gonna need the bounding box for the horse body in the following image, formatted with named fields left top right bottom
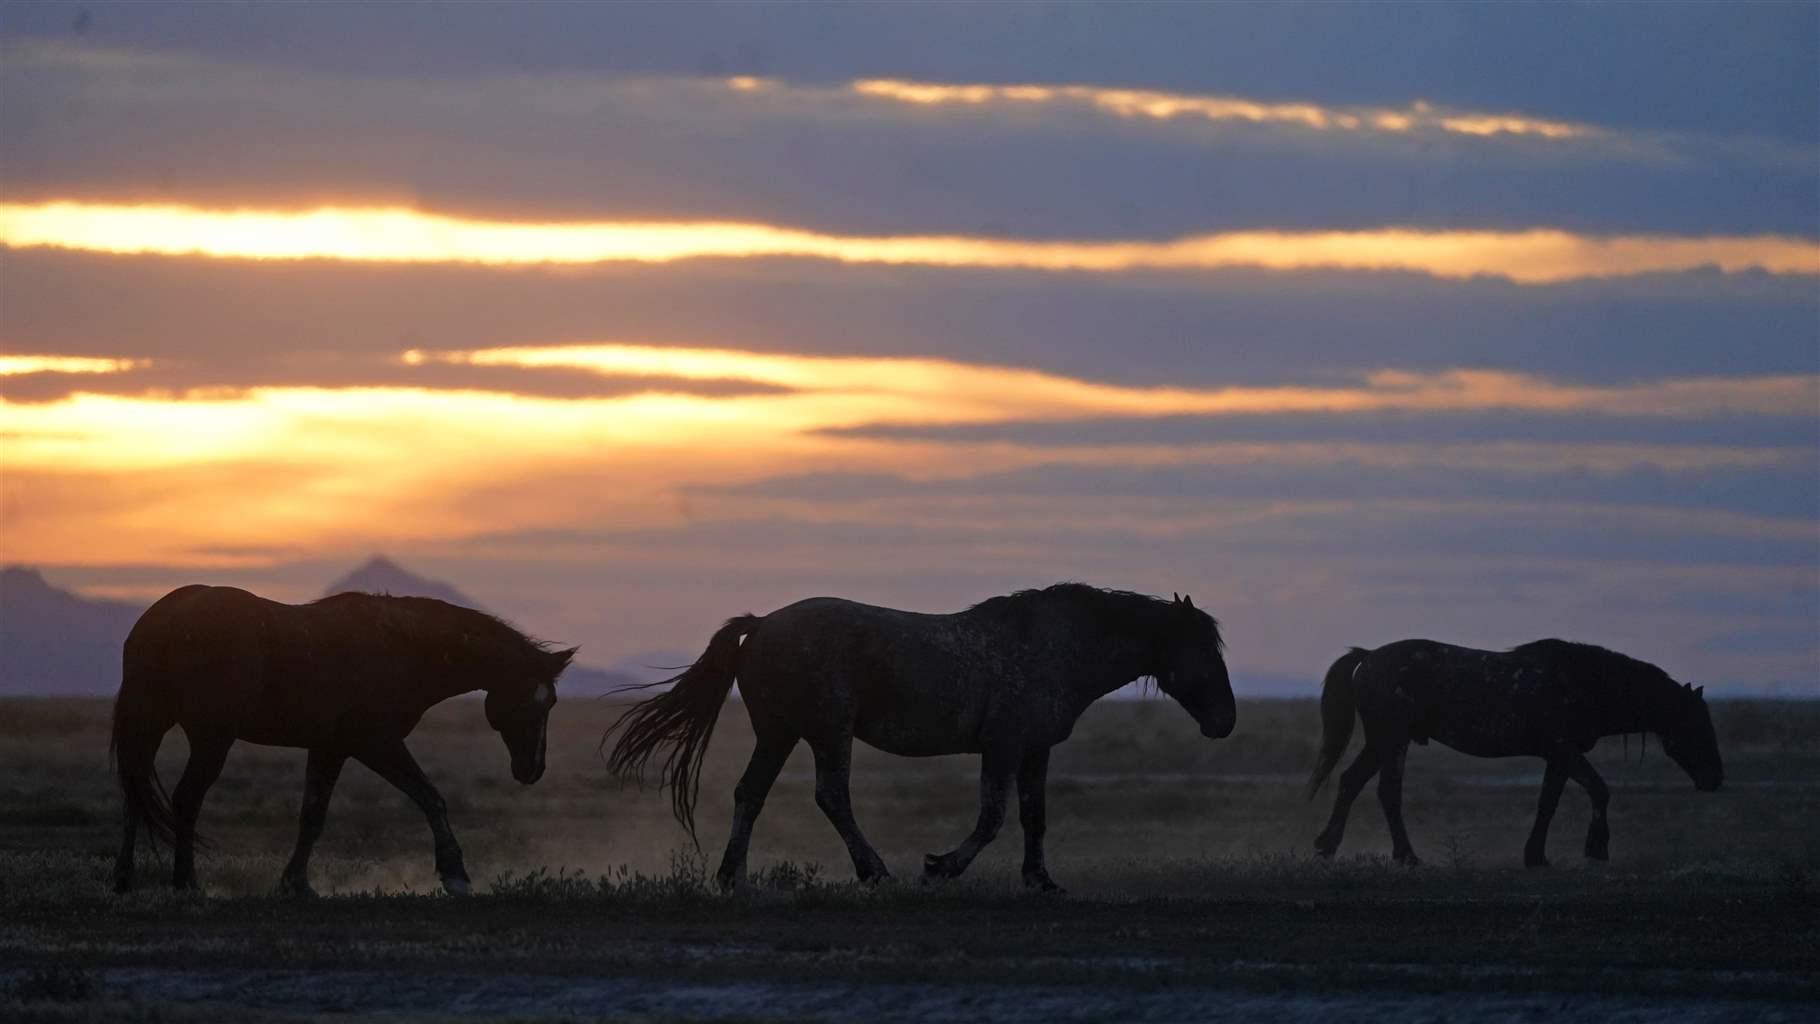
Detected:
left=744, top=596, right=1154, bottom=759
left=607, top=584, right=1233, bottom=892
left=1308, top=638, right=1722, bottom=867
left=112, top=585, right=574, bottom=895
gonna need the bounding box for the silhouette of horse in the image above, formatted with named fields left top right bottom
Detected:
left=1306, top=638, right=1722, bottom=867
left=111, top=585, right=575, bottom=895
left=606, top=584, right=1233, bottom=892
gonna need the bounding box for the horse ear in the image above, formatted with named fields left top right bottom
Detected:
left=548, top=646, right=578, bottom=672
left=1173, top=592, right=1181, bottom=603
left=1694, top=684, right=1704, bottom=698
left=1183, top=594, right=1195, bottom=610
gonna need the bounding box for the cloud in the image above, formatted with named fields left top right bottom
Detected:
left=3, top=3, right=1813, bottom=145
left=846, top=76, right=1597, bottom=141
left=4, top=39, right=1815, bottom=238
left=4, top=201, right=1814, bottom=285
left=6, top=249, right=1815, bottom=387
left=0, top=350, right=791, bottom=403
left=0, top=354, right=141, bottom=375
left=433, top=343, right=1817, bottom=420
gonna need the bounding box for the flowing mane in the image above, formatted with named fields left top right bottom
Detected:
left=966, top=582, right=1223, bottom=650
left=313, top=592, right=559, bottom=665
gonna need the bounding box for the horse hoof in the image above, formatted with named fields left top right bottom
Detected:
left=278, top=878, right=318, bottom=899
left=1023, top=873, right=1065, bottom=894
left=1395, top=852, right=1422, bottom=867
left=442, top=876, right=471, bottom=896
left=1525, top=856, right=1550, bottom=869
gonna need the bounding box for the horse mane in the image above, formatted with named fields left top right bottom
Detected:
left=313, top=591, right=560, bottom=666
left=1511, top=638, right=1681, bottom=741
left=967, top=583, right=1222, bottom=650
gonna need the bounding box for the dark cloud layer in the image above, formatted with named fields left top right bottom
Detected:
left=2, top=39, right=1813, bottom=238
left=0, top=354, right=791, bottom=403
left=822, top=411, right=1820, bottom=450
left=3, top=2, right=1814, bottom=145
left=705, top=458, right=1820, bottom=526
left=4, top=250, right=1814, bottom=388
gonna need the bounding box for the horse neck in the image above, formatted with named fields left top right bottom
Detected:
left=1596, top=664, right=1672, bottom=738
left=1061, top=604, right=1164, bottom=705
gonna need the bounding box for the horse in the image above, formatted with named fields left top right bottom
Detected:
left=605, top=584, right=1234, bottom=892
left=1305, top=638, right=1722, bottom=867
left=111, top=585, right=575, bottom=895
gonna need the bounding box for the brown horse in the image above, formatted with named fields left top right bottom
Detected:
left=111, top=585, right=574, bottom=895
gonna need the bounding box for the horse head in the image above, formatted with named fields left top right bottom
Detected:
left=1157, top=593, right=1236, bottom=739
left=1658, top=680, right=1723, bottom=792
left=485, top=645, right=576, bottom=784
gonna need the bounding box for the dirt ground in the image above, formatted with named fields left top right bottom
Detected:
left=2, top=697, right=1816, bottom=1021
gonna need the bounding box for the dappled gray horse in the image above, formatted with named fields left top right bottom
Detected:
left=606, top=584, right=1234, bottom=891
left=1306, top=638, right=1723, bottom=867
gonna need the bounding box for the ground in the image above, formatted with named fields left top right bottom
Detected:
left=1, top=696, right=1815, bottom=1022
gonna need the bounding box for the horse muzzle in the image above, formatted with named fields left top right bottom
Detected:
left=511, top=758, right=545, bottom=785
left=1200, top=713, right=1236, bottom=740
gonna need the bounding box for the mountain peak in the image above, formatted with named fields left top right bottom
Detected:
left=322, top=554, right=482, bottom=610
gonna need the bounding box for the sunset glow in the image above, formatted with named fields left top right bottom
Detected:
left=2, top=202, right=1814, bottom=283
left=0, top=355, right=143, bottom=376
left=848, top=79, right=1594, bottom=140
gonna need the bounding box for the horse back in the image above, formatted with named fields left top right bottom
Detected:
left=123, top=586, right=428, bottom=747
left=1356, top=639, right=1592, bottom=757
left=739, top=597, right=1009, bottom=755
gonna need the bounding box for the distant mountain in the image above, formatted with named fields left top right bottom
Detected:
left=0, top=567, right=144, bottom=695
left=0, top=556, right=637, bottom=697
left=322, top=555, right=482, bottom=608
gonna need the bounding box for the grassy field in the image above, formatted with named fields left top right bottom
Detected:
left=1, top=696, right=1816, bottom=1022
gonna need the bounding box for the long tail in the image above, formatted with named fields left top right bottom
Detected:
left=110, top=681, right=179, bottom=850
left=602, top=614, right=760, bottom=844
left=1305, top=647, right=1368, bottom=799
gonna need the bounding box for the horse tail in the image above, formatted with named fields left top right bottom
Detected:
left=1306, top=647, right=1368, bottom=800
left=109, top=652, right=179, bottom=850
left=602, top=614, right=761, bottom=844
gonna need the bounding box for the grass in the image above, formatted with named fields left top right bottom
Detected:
left=0, top=697, right=1816, bottom=1018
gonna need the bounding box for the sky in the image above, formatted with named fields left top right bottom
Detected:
left=0, top=1, right=1815, bottom=693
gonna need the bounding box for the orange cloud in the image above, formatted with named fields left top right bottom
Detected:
left=848, top=79, right=1593, bottom=141
left=2, top=202, right=1814, bottom=283
left=4, top=345, right=1808, bottom=567
left=0, top=355, right=143, bottom=376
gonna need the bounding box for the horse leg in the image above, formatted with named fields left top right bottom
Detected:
left=112, top=719, right=173, bottom=894
left=809, top=737, right=891, bottom=883
left=279, top=748, right=346, bottom=896
left=1523, top=759, right=1568, bottom=868
left=925, top=747, right=1015, bottom=882
left=1559, top=751, right=1611, bottom=861
left=1314, top=742, right=1381, bottom=857
left=170, top=731, right=233, bottom=890
left=357, top=739, right=470, bottom=894
left=1377, top=740, right=1420, bottom=865
left=1016, top=746, right=1062, bottom=892
left=715, top=729, right=798, bottom=891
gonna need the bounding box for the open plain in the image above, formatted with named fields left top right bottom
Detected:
left=2, top=696, right=1815, bottom=1022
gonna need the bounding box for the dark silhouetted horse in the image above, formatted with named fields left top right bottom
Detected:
left=606, top=584, right=1234, bottom=892
left=1306, top=638, right=1722, bottom=867
left=111, top=585, right=574, bottom=895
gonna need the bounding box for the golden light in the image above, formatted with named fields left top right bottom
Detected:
left=0, top=355, right=143, bottom=376
left=849, top=78, right=1593, bottom=140
left=2, top=201, right=1816, bottom=283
